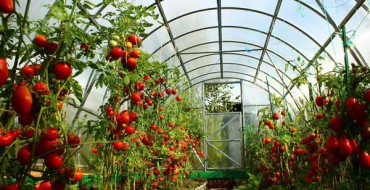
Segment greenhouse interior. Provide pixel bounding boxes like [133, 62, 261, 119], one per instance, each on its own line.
[1, 0, 370, 189]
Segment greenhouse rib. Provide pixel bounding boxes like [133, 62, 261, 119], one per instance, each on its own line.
[217, 0, 224, 78]
[154, 0, 190, 82]
[253, 0, 283, 84]
[283, 0, 367, 99]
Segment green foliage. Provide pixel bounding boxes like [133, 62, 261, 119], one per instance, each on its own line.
[205, 83, 241, 113]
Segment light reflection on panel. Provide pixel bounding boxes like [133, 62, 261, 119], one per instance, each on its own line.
[324, 35, 344, 66]
[223, 73, 254, 83]
[258, 72, 284, 95]
[152, 43, 176, 62]
[24, 0, 55, 20]
[279, 0, 333, 44]
[181, 42, 220, 54]
[222, 9, 272, 32]
[161, 0, 216, 20]
[174, 29, 219, 51]
[272, 20, 320, 59]
[188, 65, 220, 80]
[143, 27, 171, 54]
[185, 55, 220, 72]
[192, 73, 221, 85]
[84, 86, 108, 112]
[181, 53, 219, 64]
[242, 82, 270, 106]
[169, 10, 218, 38]
[222, 54, 260, 68]
[221, 0, 277, 14]
[260, 63, 284, 85]
[267, 37, 303, 62]
[320, 0, 356, 25]
[166, 56, 181, 68]
[223, 64, 256, 76]
[223, 28, 267, 47]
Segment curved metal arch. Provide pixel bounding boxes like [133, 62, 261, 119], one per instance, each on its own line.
[151, 25, 310, 62]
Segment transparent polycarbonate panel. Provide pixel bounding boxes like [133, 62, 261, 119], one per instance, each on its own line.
[319, 52, 339, 73]
[242, 82, 270, 106]
[181, 53, 219, 64]
[185, 55, 220, 72]
[260, 63, 284, 84]
[143, 27, 171, 54]
[267, 37, 305, 63]
[181, 42, 219, 54]
[186, 83, 203, 107]
[223, 64, 257, 77]
[222, 0, 277, 14]
[222, 9, 272, 32]
[23, 0, 55, 20]
[272, 20, 320, 59]
[84, 86, 108, 111]
[222, 42, 263, 58]
[207, 142, 242, 169]
[192, 73, 221, 84]
[258, 72, 284, 95]
[292, 0, 322, 13]
[264, 52, 296, 79]
[152, 43, 176, 62]
[188, 65, 221, 80]
[169, 10, 218, 38]
[320, 0, 356, 25]
[174, 28, 219, 51]
[161, 0, 216, 20]
[130, 0, 156, 7]
[279, 0, 333, 44]
[64, 105, 79, 126]
[206, 113, 241, 139]
[206, 79, 241, 84]
[222, 53, 260, 68]
[223, 72, 254, 83]
[74, 67, 96, 92]
[166, 56, 181, 67]
[325, 35, 344, 66]
[223, 28, 267, 48]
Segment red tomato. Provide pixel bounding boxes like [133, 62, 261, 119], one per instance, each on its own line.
[0, 58, 8, 87]
[359, 151, 370, 169]
[272, 113, 279, 120]
[330, 116, 342, 133]
[125, 126, 135, 135]
[362, 126, 370, 140]
[131, 92, 141, 102]
[113, 141, 124, 151]
[20, 65, 35, 78]
[315, 113, 324, 119]
[45, 42, 58, 53]
[264, 137, 271, 144]
[129, 111, 137, 121]
[0, 132, 13, 147]
[33, 82, 50, 96]
[365, 89, 370, 102]
[350, 139, 361, 155]
[43, 127, 59, 140]
[110, 47, 124, 59]
[315, 96, 326, 107]
[34, 35, 48, 47]
[135, 82, 145, 91]
[151, 124, 158, 131]
[17, 146, 31, 165]
[176, 95, 182, 102]
[38, 181, 51, 190]
[67, 133, 80, 148]
[67, 169, 83, 182]
[0, 0, 14, 13]
[345, 97, 357, 111]
[44, 154, 63, 170]
[339, 138, 352, 157]
[11, 85, 33, 115]
[54, 62, 72, 80]
[128, 34, 141, 46]
[50, 181, 66, 190]
[172, 89, 177, 95]
[143, 75, 150, 81]
[3, 182, 20, 190]
[127, 58, 137, 69]
[130, 49, 140, 58]
[326, 136, 339, 154]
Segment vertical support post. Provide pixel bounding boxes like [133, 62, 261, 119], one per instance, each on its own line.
[266, 77, 274, 115]
[342, 26, 351, 91]
[202, 82, 207, 171]
[240, 81, 246, 168]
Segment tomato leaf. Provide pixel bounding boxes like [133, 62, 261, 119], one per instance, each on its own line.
[71, 79, 84, 103]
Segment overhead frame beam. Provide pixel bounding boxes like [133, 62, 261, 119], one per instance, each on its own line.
[283, 0, 367, 98]
[154, 0, 190, 82]
[253, 0, 282, 84]
[217, 0, 224, 78]
[315, 0, 367, 67]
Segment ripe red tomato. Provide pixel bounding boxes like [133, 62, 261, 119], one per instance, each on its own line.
[365, 89, 370, 102]
[80, 43, 89, 51]
[131, 92, 141, 102]
[33, 82, 50, 96]
[176, 95, 182, 102]
[44, 154, 63, 170]
[0, 58, 8, 87]
[17, 146, 31, 165]
[67, 133, 80, 148]
[0, 0, 14, 14]
[135, 82, 145, 91]
[130, 49, 141, 58]
[315, 96, 326, 107]
[264, 137, 271, 144]
[129, 111, 137, 121]
[38, 181, 51, 190]
[113, 141, 124, 151]
[0, 132, 13, 147]
[23, 127, 35, 138]
[54, 62, 72, 80]
[110, 47, 124, 59]
[3, 182, 20, 190]
[361, 126, 370, 140]
[315, 113, 324, 119]
[273, 113, 279, 120]
[330, 116, 342, 133]
[45, 42, 58, 53]
[20, 65, 35, 78]
[67, 169, 83, 182]
[127, 58, 137, 69]
[172, 89, 177, 95]
[339, 138, 352, 157]
[50, 181, 66, 190]
[350, 139, 361, 155]
[43, 127, 59, 140]
[128, 34, 141, 46]
[326, 136, 339, 154]
[150, 124, 158, 131]
[125, 126, 135, 134]
[281, 110, 285, 116]
[152, 181, 159, 188]
[345, 97, 357, 111]
[143, 75, 150, 81]
[359, 151, 370, 169]
[34, 35, 48, 47]
[11, 85, 33, 115]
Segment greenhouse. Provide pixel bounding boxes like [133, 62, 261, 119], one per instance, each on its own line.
[0, 0, 370, 189]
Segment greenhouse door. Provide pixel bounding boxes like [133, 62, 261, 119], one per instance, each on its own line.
[204, 112, 244, 170]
